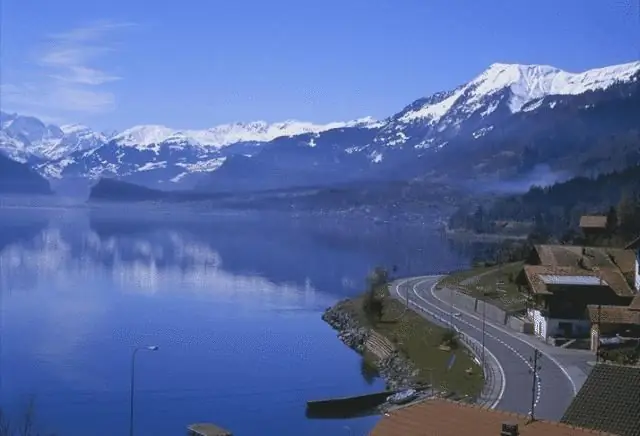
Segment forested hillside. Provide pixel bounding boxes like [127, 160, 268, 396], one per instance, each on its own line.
[449, 164, 640, 244]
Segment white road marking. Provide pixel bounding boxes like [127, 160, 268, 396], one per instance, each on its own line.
[409, 280, 542, 408]
[423, 275, 578, 396]
[392, 278, 506, 409]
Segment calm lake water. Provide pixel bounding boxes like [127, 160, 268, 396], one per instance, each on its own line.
[0, 205, 470, 436]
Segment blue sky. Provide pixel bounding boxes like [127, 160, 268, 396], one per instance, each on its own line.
[1, 0, 638, 132]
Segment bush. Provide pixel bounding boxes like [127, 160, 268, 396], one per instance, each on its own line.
[441, 329, 459, 348]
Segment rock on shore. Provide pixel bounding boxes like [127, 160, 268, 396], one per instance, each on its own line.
[322, 301, 419, 390]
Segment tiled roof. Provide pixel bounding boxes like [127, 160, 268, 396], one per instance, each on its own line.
[579, 215, 608, 229]
[370, 398, 613, 436]
[605, 248, 636, 275]
[561, 363, 640, 436]
[625, 235, 640, 250]
[533, 245, 634, 274]
[523, 265, 634, 297]
[524, 265, 598, 295]
[586, 305, 640, 325]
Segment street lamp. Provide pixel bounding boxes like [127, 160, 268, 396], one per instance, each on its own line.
[130, 345, 159, 436]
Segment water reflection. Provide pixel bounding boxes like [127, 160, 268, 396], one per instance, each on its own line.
[0, 207, 471, 436]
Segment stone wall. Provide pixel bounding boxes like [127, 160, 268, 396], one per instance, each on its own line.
[322, 302, 418, 390]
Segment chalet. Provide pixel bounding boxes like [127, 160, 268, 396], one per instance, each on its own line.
[370, 397, 611, 436]
[579, 215, 608, 239]
[523, 265, 635, 340]
[624, 235, 640, 292]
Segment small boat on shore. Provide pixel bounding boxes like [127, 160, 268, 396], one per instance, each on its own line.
[386, 388, 418, 405]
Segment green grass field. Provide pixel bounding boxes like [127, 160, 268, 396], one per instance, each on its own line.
[436, 262, 528, 312]
[336, 287, 484, 397]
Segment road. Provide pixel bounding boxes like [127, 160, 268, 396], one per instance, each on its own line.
[393, 276, 577, 421]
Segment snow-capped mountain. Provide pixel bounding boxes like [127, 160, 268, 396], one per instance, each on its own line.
[38, 116, 381, 189]
[0, 112, 108, 162]
[3, 60, 639, 194]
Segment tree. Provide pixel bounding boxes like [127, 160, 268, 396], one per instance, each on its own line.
[606, 206, 618, 235]
[618, 189, 640, 239]
[360, 356, 379, 385]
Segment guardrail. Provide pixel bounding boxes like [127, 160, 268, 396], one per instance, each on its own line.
[400, 290, 503, 409]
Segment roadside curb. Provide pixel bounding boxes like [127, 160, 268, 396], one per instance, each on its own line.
[391, 278, 505, 409]
[428, 276, 579, 396]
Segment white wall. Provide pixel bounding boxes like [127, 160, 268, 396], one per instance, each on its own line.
[635, 249, 640, 292]
[527, 308, 590, 338]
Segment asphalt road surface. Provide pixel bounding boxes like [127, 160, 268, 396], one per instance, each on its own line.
[393, 276, 576, 420]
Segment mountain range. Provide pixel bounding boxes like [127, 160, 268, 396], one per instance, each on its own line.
[1, 61, 639, 196]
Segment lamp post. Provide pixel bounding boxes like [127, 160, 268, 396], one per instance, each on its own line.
[130, 345, 159, 436]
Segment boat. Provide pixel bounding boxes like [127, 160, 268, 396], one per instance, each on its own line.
[386, 389, 418, 405]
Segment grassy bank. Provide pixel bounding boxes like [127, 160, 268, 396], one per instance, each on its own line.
[436, 261, 527, 311]
[335, 286, 483, 397]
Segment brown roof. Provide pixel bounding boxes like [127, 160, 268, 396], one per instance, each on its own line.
[586, 305, 640, 325]
[370, 398, 612, 436]
[604, 249, 636, 275]
[523, 265, 603, 295]
[630, 296, 640, 311]
[625, 235, 640, 249]
[523, 264, 634, 298]
[579, 215, 608, 229]
[561, 363, 640, 435]
[532, 245, 626, 270]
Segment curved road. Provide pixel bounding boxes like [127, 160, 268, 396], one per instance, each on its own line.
[393, 276, 576, 420]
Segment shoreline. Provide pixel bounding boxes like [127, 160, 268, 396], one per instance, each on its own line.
[322, 300, 419, 391]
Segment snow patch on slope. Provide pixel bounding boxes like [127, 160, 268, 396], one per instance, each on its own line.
[113, 117, 381, 150]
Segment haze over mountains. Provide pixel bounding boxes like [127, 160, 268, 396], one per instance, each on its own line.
[1, 61, 639, 196]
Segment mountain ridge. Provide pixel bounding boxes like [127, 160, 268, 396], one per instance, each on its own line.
[2, 60, 639, 193]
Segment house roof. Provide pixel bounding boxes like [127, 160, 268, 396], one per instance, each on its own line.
[630, 296, 640, 311]
[625, 235, 640, 250]
[561, 363, 640, 436]
[532, 245, 626, 269]
[532, 245, 636, 273]
[370, 398, 613, 436]
[523, 264, 634, 297]
[579, 215, 608, 229]
[586, 305, 640, 325]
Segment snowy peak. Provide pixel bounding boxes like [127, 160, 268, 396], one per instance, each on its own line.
[470, 61, 640, 112]
[400, 61, 640, 123]
[112, 125, 176, 147]
[0, 111, 108, 161]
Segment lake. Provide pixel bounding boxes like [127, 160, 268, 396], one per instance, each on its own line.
[0, 204, 471, 436]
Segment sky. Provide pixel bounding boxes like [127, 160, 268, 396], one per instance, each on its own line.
[0, 0, 639, 132]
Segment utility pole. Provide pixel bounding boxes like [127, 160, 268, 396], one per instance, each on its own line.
[595, 304, 602, 362]
[528, 348, 542, 421]
[481, 298, 486, 369]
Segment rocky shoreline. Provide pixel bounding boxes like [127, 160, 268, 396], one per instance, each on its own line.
[322, 301, 419, 390]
